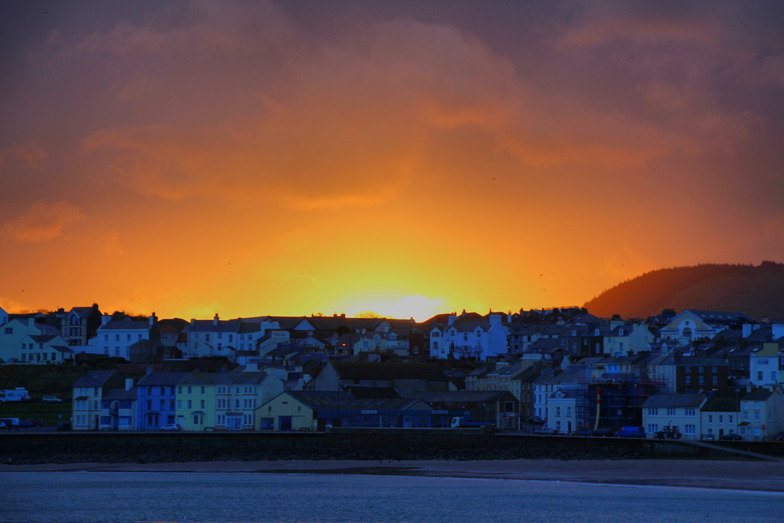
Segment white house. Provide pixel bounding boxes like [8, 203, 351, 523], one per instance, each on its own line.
[185, 314, 242, 359]
[18, 334, 73, 364]
[85, 315, 153, 360]
[700, 394, 740, 440]
[739, 388, 784, 441]
[749, 343, 783, 388]
[430, 312, 507, 360]
[0, 317, 60, 363]
[642, 393, 707, 440]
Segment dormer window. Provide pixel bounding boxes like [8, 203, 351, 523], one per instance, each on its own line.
[618, 329, 624, 336]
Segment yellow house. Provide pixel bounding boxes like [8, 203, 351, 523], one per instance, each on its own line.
[176, 372, 217, 431]
[256, 391, 347, 431]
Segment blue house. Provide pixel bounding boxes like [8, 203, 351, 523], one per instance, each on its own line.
[136, 371, 189, 430]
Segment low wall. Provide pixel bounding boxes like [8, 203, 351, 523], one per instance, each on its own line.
[0, 432, 781, 465]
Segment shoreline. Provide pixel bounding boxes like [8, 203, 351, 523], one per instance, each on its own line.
[3, 458, 784, 492]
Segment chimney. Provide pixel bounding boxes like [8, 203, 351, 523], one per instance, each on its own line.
[101, 315, 111, 326]
[149, 313, 157, 327]
[213, 313, 219, 326]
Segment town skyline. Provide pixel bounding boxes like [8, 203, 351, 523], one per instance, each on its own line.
[3, 2, 784, 324]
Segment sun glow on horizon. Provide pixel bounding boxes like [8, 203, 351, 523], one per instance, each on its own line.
[335, 294, 453, 323]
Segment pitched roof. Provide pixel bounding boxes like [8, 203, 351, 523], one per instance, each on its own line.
[642, 393, 706, 408]
[742, 388, 774, 402]
[73, 370, 120, 388]
[136, 371, 189, 387]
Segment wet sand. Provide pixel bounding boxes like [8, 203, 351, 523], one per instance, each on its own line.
[2, 459, 784, 492]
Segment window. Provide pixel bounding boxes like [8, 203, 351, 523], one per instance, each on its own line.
[712, 376, 718, 385]
[758, 372, 763, 381]
[648, 408, 657, 416]
[200, 400, 205, 409]
[685, 408, 695, 416]
[685, 424, 695, 435]
[555, 406, 561, 417]
[719, 415, 723, 423]
[4, 327, 12, 334]
[667, 408, 676, 416]
[647, 424, 658, 434]
[708, 415, 712, 423]
[698, 376, 704, 385]
[685, 376, 691, 385]
[187, 400, 192, 409]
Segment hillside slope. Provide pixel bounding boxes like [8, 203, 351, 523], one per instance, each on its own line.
[583, 262, 784, 320]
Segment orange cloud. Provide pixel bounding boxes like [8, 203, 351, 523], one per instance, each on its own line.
[4, 201, 86, 243]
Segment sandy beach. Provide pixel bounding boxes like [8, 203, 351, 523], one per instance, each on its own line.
[3, 459, 783, 492]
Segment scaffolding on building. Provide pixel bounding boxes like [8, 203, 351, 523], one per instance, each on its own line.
[575, 374, 664, 433]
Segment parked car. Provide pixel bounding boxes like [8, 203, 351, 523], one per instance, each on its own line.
[22, 418, 43, 428]
[160, 424, 182, 431]
[719, 433, 743, 441]
[526, 416, 546, 425]
[42, 395, 63, 403]
[617, 426, 645, 438]
[591, 427, 616, 437]
[0, 418, 20, 430]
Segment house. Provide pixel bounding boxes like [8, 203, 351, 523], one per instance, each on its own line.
[749, 343, 783, 388]
[739, 388, 784, 441]
[0, 317, 60, 363]
[184, 314, 243, 359]
[648, 355, 728, 393]
[661, 310, 753, 343]
[429, 312, 507, 360]
[175, 367, 285, 431]
[136, 371, 189, 430]
[100, 379, 137, 431]
[547, 389, 577, 434]
[641, 393, 707, 440]
[256, 390, 350, 431]
[533, 365, 592, 421]
[60, 305, 102, 347]
[603, 321, 654, 357]
[72, 370, 125, 430]
[700, 392, 741, 439]
[176, 372, 217, 431]
[18, 334, 73, 364]
[86, 315, 154, 360]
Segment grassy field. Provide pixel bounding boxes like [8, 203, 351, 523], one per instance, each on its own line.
[0, 401, 71, 425]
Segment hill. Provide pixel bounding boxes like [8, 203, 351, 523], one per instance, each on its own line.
[583, 261, 784, 320]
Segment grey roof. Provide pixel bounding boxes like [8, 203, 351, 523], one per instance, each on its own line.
[73, 370, 120, 388]
[101, 319, 149, 331]
[742, 388, 774, 402]
[273, 390, 351, 409]
[642, 393, 706, 409]
[187, 319, 242, 333]
[136, 372, 189, 387]
[701, 394, 741, 412]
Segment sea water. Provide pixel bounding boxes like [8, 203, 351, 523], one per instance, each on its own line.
[1, 471, 782, 522]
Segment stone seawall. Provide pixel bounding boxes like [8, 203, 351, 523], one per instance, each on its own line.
[1, 431, 781, 465]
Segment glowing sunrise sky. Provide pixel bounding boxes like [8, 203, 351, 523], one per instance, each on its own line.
[2, 1, 784, 322]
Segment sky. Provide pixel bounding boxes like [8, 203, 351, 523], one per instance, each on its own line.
[2, 1, 784, 322]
